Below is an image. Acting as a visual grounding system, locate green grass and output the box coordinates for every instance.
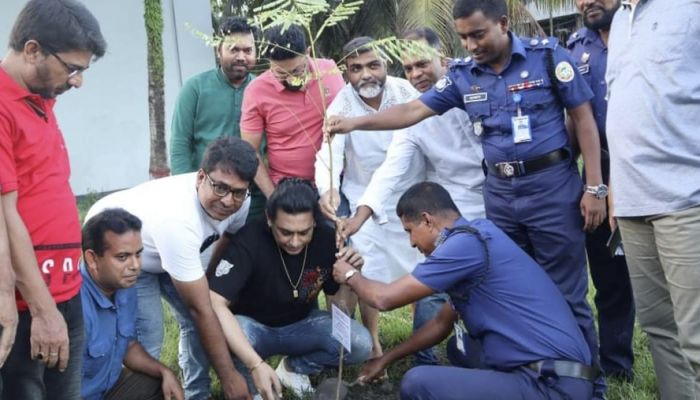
[78,196,659,399]
[158,291,659,399]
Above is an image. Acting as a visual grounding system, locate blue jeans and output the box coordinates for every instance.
[134,271,210,400]
[232,309,372,394]
[413,293,449,366]
[0,294,84,400]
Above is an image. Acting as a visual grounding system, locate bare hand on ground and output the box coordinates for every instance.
[251,362,283,400]
[222,370,253,400]
[358,356,388,383]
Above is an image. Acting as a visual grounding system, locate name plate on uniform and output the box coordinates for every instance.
[463,92,488,103]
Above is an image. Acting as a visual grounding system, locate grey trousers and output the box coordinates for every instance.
[618,205,700,400]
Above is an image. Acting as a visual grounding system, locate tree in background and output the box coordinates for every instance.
[145,0,169,179]
[209,0,559,58]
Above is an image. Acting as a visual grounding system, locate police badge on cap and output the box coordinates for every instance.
[555,61,575,83]
[435,76,452,93]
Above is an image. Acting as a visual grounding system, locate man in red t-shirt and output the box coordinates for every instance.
[241,24,344,198]
[0,0,106,398]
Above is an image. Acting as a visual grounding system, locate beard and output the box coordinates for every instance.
[222,62,249,83]
[282,80,304,92]
[583,5,618,31]
[29,62,67,99]
[354,80,384,99]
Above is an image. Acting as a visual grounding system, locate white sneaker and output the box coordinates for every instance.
[275,356,314,398]
[253,395,263,400]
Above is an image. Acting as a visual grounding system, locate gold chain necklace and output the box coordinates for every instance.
[276,245,308,299]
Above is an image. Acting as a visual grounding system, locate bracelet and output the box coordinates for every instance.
[249,359,265,372]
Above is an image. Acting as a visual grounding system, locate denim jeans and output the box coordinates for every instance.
[0,294,84,400]
[134,271,210,400]
[232,309,372,394]
[413,293,449,365]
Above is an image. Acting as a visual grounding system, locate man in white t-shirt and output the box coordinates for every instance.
[315,37,423,359]
[85,137,257,400]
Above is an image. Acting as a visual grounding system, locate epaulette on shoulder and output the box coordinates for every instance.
[566,28,586,48]
[522,36,559,51]
[448,56,473,71]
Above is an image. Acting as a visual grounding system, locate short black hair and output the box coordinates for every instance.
[218,16,258,39]
[453,0,508,21]
[9,0,107,58]
[266,178,322,223]
[401,28,442,49]
[82,208,142,256]
[262,24,307,61]
[200,136,258,183]
[396,182,460,222]
[342,36,375,61]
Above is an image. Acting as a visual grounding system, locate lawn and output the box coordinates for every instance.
[77,196,660,399]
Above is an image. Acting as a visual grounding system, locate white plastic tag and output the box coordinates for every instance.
[512,115,532,143]
[454,322,466,354]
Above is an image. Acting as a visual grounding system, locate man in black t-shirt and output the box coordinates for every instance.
[208,178,371,399]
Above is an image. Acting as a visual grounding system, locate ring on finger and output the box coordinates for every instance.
[37,352,45,360]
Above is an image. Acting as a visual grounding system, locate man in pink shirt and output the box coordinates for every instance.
[241,24,344,198]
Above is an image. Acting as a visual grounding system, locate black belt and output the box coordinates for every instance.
[486,148,569,178]
[526,360,598,381]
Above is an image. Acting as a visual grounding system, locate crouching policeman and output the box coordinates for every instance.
[333,182,596,399]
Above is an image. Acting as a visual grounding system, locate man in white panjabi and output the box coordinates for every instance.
[316,37,422,359]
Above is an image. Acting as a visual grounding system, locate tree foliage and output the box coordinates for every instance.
[210,0,560,58]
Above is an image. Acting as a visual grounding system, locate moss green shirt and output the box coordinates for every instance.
[170,68,254,174]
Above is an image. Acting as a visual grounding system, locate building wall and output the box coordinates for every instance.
[527,3,581,42]
[0,0,214,195]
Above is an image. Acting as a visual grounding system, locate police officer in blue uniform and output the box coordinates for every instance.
[326,0,607,396]
[333,182,596,400]
[567,0,635,381]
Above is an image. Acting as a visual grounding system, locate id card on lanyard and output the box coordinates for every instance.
[511,92,532,143]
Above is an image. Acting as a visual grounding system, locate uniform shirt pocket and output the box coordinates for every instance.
[464,101,491,122]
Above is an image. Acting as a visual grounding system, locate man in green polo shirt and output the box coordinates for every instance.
[170,16,266,219]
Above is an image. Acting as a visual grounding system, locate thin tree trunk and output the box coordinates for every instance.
[145,0,170,178]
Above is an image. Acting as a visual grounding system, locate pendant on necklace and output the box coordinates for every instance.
[293,289,299,298]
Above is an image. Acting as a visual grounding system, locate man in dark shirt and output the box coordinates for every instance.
[208,178,371,399]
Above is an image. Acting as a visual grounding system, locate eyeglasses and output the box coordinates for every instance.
[271,61,309,82]
[44,46,88,79]
[205,173,250,201]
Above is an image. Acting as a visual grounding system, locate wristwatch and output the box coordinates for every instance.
[584,184,608,199]
[344,269,358,283]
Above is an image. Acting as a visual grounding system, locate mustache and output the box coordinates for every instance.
[584,5,603,15]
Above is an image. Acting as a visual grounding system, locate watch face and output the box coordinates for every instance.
[595,185,608,198]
